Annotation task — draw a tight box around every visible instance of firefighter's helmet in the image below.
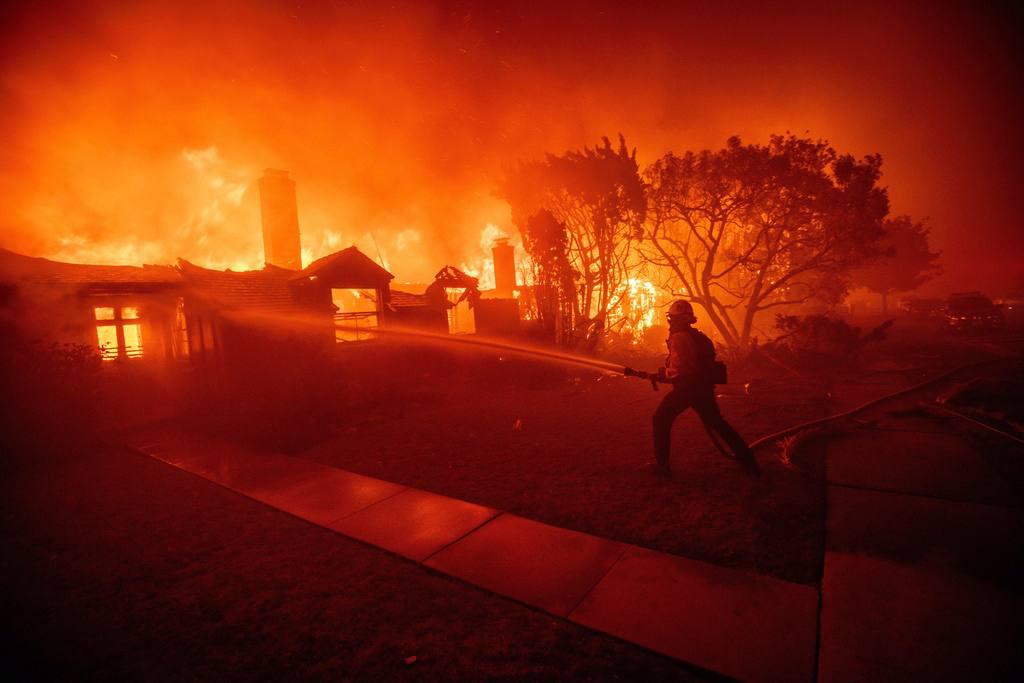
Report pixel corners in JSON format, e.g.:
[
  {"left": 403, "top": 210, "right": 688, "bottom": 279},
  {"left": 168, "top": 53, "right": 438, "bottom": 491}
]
[{"left": 667, "top": 299, "right": 697, "bottom": 322}]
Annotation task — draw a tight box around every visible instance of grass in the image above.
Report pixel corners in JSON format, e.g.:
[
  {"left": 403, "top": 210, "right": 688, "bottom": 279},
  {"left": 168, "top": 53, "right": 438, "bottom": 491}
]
[{"left": 1, "top": 440, "right": 712, "bottom": 681}]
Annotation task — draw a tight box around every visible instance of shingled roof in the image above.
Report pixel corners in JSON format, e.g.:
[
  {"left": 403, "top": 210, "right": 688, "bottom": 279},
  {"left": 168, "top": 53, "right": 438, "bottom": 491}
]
[
  {"left": 390, "top": 290, "right": 432, "bottom": 309},
  {"left": 0, "top": 248, "right": 180, "bottom": 293},
  {"left": 176, "top": 259, "right": 303, "bottom": 311},
  {"left": 0, "top": 246, "right": 395, "bottom": 311},
  {"left": 295, "top": 246, "right": 393, "bottom": 286}
]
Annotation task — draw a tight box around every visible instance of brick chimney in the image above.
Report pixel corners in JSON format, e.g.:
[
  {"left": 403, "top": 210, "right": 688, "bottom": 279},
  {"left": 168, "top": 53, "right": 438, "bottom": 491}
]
[
  {"left": 258, "top": 169, "right": 302, "bottom": 270},
  {"left": 492, "top": 238, "right": 516, "bottom": 298}
]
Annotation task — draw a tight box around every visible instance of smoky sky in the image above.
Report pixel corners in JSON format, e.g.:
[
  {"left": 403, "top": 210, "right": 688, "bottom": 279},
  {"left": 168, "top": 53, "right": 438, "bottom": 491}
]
[{"left": 1, "top": 0, "right": 1021, "bottom": 292}]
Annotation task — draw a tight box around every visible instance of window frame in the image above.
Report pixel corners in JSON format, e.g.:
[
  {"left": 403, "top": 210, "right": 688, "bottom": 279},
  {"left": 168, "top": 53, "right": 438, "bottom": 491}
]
[
  {"left": 331, "top": 288, "right": 381, "bottom": 343},
  {"left": 94, "top": 304, "right": 144, "bottom": 361}
]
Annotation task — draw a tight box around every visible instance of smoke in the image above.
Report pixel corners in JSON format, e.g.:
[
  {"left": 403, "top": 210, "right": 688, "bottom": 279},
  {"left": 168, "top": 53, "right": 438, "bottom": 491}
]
[{"left": 0, "top": 1, "right": 1020, "bottom": 290}]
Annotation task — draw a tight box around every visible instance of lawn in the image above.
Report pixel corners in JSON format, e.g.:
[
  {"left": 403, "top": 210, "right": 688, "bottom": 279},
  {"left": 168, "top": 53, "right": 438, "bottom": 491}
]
[
  {"left": 3, "top": 319, "right": 1015, "bottom": 678},
  {"left": 295, "top": 321, "right": 996, "bottom": 586},
  {"left": 1, "top": 441, "right": 711, "bottom": 680}
]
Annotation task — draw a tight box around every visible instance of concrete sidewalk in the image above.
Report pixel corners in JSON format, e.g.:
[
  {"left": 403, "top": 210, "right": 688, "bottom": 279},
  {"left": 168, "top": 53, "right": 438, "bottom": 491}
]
[
  {"left": 818, "top": 415, "right": 1024, "bottom": 682},
  {"left": 128, "top": 425, "right": 817, "bottom": 683},
  {"left": 126, "top": 413, "right": 1022, "bottom": 682}
]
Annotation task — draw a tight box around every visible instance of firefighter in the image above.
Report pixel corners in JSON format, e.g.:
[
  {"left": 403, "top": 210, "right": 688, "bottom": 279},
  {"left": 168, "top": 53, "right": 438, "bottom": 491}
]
[{"left": 646, "top": 300, "right": 758, "bottom": 477}]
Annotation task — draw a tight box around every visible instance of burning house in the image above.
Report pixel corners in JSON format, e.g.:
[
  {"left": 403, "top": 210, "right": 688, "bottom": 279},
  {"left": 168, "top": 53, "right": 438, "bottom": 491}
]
[
  {"left": 390, "top": 236, "right": 522, "bottom": 337},
  {"left": 0, "top": 250, "right": 186, "bottom": 367},
  {"left": 0, "top": 244, "right": 394, "bottom": 376},
  {"left": 477, "top": 237, "right": 522, "bottom": 337},
  {"left": 298, "top": 247, "right": 395, "bottom": 343},
  {"left": 0, "top": 168, "right": 529, "bottom": 383},
  {"left": 0, "top": 169, "right": 397, "bottom": 382}
]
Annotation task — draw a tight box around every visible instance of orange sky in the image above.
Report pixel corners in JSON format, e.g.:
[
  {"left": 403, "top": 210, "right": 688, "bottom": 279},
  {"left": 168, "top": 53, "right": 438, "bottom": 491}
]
[{"left": 1, "top": 0, "right": 1020, "bottom": 293}]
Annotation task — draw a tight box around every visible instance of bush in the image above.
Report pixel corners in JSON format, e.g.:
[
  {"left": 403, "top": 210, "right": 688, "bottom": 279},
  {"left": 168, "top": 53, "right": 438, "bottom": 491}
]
[
  {"left": 0, "top": 334, "right": 103, "bottom": 451},
  {"left": 766, "top": 314, "right": 891, "bottom": 369},
  {"left": 773, "top": 314, "right": 864, "bottom": 356}
]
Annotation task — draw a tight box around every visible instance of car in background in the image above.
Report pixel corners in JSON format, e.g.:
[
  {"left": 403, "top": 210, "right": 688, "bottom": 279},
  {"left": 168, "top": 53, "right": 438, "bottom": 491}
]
[
  {"left": 899, "top": 297, "right": 946, "bottom": 318},
  {"left": 945, "top": 292, "right": 1004, "bottom": 332}
]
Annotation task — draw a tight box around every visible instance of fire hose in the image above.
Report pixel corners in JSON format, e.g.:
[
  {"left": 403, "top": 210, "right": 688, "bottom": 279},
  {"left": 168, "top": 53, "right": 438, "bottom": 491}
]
[
  {"left": 620, "top": 358, "right": 1011, "bottom": 458},
  {"left": 330, "top": 323, "right": 1014, "bottom": 454}
]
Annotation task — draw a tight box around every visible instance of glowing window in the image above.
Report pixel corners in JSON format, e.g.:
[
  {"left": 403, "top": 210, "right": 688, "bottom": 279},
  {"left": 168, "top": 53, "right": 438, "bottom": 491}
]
[
  {"left": 445, "top": 288, "right": 476, "bottom": 335},
  {"left": 332, "top": 289, "right": 379, "bottom": 342},
  {"left": 172, "top": 298, "right": 189, "bottom": 359},
  {"left": 93, "top": 305, "right": 144, "bottom": 360},
  {"left": 97, "top": 326, "right": 119, "bottom": 360},
  {"left": 122, "top": 324, "right": 143, "bottom": 358}
]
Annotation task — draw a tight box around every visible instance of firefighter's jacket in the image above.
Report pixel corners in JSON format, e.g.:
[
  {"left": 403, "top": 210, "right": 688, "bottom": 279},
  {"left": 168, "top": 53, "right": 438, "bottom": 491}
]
[{"left": 664, "top": 327, "right": 715, "bottom": 389}]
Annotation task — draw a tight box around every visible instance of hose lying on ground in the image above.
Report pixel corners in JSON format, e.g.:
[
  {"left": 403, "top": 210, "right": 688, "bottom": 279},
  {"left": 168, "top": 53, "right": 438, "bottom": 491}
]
[
  {"left": 747, "top": 358, "right": 1005, "bottom": 451},
  {"left": 929, "top": 403, "right": 1024, "bottom": 446}
]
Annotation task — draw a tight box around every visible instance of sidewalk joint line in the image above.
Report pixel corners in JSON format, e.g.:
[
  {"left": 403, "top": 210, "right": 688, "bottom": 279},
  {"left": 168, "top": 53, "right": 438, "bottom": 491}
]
[
  {"left": 565, "top": 543, "right": 632, "bottom": 620},
  {"left": 325, "top": 484, "right": 411, "bottom": 525},
  {"left": 420, "top": 511, "right": 505, "bottom": 565}
]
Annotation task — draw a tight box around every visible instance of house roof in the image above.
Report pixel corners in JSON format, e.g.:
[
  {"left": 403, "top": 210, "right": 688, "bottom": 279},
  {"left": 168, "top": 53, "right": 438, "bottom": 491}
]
[
  {"left": 0, "top": 248, "right": 180, "bottom": 292},
  {"left": 433, "top": 265, "right": 479, "bottom": 288},
  {"left": 295, "top": 246, "right": 394, "bottom": 286},
  {"left": 0, "top": 246, "right": 395, "bottom": 311},
  {"left": 176, "top": 259, "right": 304, "bottom": 311},
  {"left": 390, "top": 290, "right": 432, "bottom": 309}
]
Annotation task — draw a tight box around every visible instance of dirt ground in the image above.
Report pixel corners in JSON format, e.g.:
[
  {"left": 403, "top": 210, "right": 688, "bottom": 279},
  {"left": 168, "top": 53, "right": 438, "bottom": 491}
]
[{"left": 1, "top": 442, "right": 712, "bottom": 681}]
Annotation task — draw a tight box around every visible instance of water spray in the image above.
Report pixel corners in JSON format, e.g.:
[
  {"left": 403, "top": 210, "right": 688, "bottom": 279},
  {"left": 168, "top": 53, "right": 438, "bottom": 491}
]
[
  {"left": 335, "top": 323, "right": 628, "bottom": 374},
  {"left": 333, "top": 322, "right": 674, "bottom": 393},
  {"left": 222, "top": 306, "right": 639, "bottom": 375}
]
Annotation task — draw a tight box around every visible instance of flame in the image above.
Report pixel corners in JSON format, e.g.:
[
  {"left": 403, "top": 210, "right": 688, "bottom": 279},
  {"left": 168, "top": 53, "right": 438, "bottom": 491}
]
[
  {"left": 36, "top": 143, "right": 444, "bottom": 276},
  {"left": 458, "top": 223, "right": 504, "bottom": 289},
  {"left": 167, "top": 146, "right": 262, "bottom": 270},
  {"left": 459, "top": 223, "right": 535, "bottom": 292},
  {"left": 608, "top": 277, "right": 660, "bottom": 343},
  {"left": 40, "top": 145, "right": 265, "bottom": 271},
  {"left": 50, "top": 234, "right": 168, "bottom": 268},
  {"left": 394, "top": 229, "right": 421, "bottom": 252}
]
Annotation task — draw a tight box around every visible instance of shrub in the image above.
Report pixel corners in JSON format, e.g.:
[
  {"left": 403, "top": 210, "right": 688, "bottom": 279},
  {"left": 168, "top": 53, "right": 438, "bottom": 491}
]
[{"left": 0, "top": 333, "right": 103, "bottom": 450}]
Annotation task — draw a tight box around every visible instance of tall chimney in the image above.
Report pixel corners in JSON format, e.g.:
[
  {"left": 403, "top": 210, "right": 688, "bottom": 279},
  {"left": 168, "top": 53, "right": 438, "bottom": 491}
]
[
  {"left": 258, "top": 169, "right": 302, "bottom": 270},
  {"left": 492, "top": 238, "right": 516, "bottom": 298}
]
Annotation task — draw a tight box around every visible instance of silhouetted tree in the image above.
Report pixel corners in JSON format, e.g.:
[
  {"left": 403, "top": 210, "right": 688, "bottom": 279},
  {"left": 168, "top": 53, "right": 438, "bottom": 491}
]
[
  {"left": 853, "top": 215, "right": 942, "bottom": 313},
  {"left": 520, "top": 209, "right": 576, "bottom": 345},
  {"left": 642, "top": 135, "right": 888, "bottom": 347},
  {"left": 502, "top": 135, "right": 646, "bottom": 344}
]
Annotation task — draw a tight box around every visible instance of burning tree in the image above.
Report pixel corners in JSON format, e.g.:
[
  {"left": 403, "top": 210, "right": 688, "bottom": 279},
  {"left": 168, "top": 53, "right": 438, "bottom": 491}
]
[
  {"left": 642, "top": 135, "right": 889, "bottom": 347},
  {"left": 501, "top": 135, "right": 646, "bottom": 345},
  {"left": 852, "top": 215, "right": 942, "bottom": 313}
]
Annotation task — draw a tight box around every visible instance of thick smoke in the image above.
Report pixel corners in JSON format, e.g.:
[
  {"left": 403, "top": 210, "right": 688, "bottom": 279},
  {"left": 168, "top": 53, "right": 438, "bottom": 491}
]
[{"left": 0, "top": 0, "right": 1020, "bottom": 290}]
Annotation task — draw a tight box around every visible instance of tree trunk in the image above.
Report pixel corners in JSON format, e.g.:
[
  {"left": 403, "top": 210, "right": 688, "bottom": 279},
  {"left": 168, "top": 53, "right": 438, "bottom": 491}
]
[{"left": 699, "top": 298, "right": 738, "bottom": 347}]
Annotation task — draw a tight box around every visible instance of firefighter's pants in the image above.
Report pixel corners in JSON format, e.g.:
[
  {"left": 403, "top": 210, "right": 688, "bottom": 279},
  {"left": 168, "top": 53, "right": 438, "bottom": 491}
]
[{"left": 652, "top": 387, "right": 755, "bottom": 468}]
